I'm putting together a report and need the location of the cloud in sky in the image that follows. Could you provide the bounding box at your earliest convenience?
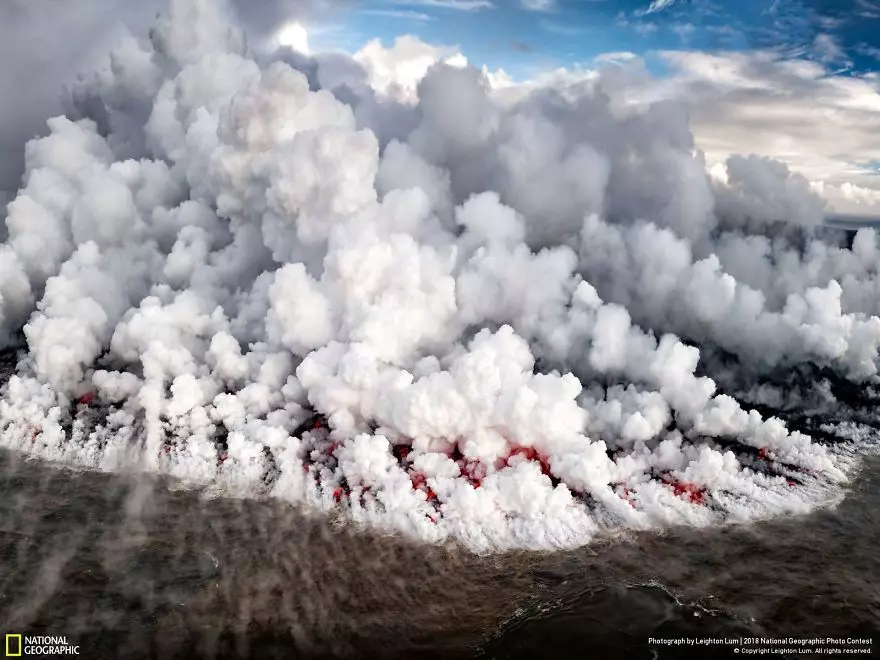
[856,0,880,19]
[813,32,851,65]
[637,0,679,16]
[387,0,494,11]
[655,49,880,197]
[520,0,555,11]
[353,34,468,101]
[362,9,435,22]
[509,40,536,52]
[540,19,592,36]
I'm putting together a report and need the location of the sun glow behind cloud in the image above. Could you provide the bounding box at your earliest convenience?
[275,21,311,54]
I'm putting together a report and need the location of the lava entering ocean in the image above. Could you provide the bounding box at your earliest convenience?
[0,0,878,552]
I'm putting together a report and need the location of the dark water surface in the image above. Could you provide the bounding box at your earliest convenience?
[0,449,877,659]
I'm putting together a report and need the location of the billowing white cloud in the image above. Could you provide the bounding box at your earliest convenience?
[0,0,164,198]
[0,0,345,204]
[0,0,877,555]
[354,35,467,102]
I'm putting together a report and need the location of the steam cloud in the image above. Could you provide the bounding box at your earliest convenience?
[1,0,877,552]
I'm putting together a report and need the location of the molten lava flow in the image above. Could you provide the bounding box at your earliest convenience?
[661,473,706,506]
[77,392,96,406]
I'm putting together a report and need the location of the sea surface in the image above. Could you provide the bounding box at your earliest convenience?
[0,446,877,659]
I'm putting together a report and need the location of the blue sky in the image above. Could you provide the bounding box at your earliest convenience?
[309,0,880,80]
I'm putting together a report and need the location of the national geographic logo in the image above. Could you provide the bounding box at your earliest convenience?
[4,635,79,656]
[4,635,20,657]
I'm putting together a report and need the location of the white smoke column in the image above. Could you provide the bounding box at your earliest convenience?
[0,0,873,553]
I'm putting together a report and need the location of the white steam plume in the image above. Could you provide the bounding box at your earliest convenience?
[0,0,876,552]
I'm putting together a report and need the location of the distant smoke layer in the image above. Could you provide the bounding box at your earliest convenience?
[1,0,878,552]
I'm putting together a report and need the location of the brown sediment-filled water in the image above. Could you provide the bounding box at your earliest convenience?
[1,447,877,659]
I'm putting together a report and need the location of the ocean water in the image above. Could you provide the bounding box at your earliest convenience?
[1,447,877,659]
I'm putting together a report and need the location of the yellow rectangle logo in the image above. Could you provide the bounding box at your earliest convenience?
[5,634,22,657]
